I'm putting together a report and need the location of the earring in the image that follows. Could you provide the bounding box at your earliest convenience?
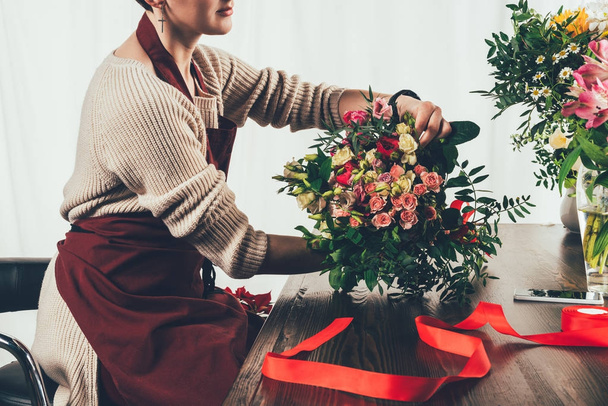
[158,4,167,33]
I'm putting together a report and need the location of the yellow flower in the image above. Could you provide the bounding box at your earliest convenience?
[395,176,412,194]
[331,146,355,167]
[552,8,589,36]
[395,122,411,135]
[398,133,418,154]
[365,148,377,164]
[548,128,570,150]
[296,191,316,210]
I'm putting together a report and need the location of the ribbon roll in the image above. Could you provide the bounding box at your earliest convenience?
[562,306,608,332]
[261,302,608,402]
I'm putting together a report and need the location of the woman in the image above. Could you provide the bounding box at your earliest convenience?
[31,0,451,405]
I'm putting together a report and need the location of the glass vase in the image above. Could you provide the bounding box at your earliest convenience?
[577,166,608,295]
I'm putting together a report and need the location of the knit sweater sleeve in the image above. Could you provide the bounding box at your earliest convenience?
[95,66,266,279]
[198,45,345,131]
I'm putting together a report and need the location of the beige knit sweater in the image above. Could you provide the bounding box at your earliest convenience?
[32,44,344,405]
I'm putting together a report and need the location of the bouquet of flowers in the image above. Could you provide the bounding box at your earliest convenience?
[274,89,533,304]
[476,0,608,190]
[559,38,608,287]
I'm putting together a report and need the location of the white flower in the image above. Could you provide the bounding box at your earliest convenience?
[532,71,546,82]
[559,67,574,81]
[567,43,580,54]
[552,49,569,62]
[536,55,546,64]
[540,86,551,97]
[586,2,608,37]
[530,88,541,100]
[365,148,377,164]
[331,146,355,167]
[398,133,418,155]
[548,128,571,150]
[395,123,411,135]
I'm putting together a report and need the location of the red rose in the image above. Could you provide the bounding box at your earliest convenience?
[343,110,369,126]
[376,136,400,159]
[335,161,356,186]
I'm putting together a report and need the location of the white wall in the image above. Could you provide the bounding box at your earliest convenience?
[0,0,582,367]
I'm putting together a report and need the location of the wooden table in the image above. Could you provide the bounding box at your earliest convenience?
[224,224,608,405]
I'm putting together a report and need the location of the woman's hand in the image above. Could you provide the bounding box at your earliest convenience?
[395,95,451,147]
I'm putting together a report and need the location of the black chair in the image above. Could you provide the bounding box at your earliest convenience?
[0,258,57,406]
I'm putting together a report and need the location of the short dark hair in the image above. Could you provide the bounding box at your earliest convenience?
[135,0,153,12]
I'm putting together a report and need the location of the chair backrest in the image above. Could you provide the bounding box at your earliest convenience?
[0,258,51,313]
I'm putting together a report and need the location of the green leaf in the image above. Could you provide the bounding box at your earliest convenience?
[364,269,378,291]
[442,145,458,172]
[445,176,470,188]
[592,171,608,190]
[468,165,485,177]
[328,267,342,290]
[295,225,314,238]
[473,174,490,184]
[507,210,517,223]
[310,178,323,192]
[593,221,608,258]
[477,197,495,205]
[558,146,582,194]
[319,157,333,181]
[444,121,480,145]
[577,136,608,166]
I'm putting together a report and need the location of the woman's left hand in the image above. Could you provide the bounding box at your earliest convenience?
[395,95,451,147]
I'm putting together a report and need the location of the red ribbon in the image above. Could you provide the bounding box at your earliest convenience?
[261,302,608,402]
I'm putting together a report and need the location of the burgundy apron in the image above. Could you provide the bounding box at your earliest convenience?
[55,13,246,406]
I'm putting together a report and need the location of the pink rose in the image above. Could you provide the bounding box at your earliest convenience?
[365,182,378,195]
[414,165,428,176]
[372,97,392,119]
[402,193,418,211]
[378,172,393,183]
[349,217,362,228]
[369,195,387,213]
[353,182,366,203]
[389,164,405,180]
[371,212,392,228]
[343,110,369,126]
[391,195,404,210]
[399,210,419,230]
[328,203,350,218]
[424,206,437,221]
[372,158,386,170]
[413,184,427,196]
[420,171,444,193]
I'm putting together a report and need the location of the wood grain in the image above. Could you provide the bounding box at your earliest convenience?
[224,224,608,405]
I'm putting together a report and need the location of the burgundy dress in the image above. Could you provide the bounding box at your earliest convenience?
[54,14,248,406]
